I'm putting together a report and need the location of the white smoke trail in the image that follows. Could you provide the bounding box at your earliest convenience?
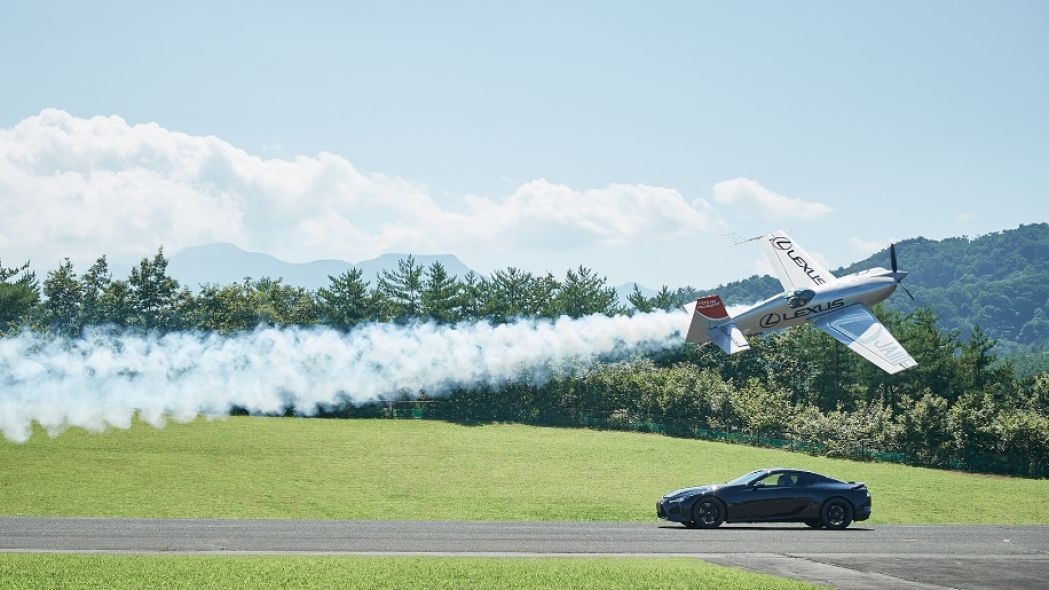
[0,311,687,443]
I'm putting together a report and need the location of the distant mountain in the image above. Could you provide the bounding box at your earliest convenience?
[615,282,657,307]
[169,243,474,291]
[686,223,1049,347]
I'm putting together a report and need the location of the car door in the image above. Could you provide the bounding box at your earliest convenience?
[733,472,794,520]
[775,471,813,517]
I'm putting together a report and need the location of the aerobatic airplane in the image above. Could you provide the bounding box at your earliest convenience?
[684,231,917,374]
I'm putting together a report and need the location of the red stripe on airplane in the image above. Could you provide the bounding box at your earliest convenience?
[695,295,729,320]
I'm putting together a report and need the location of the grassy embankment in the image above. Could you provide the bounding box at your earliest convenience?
[0,555,818,590]
[1,416,1047,523]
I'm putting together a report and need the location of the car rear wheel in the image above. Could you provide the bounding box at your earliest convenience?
[804,520,822,529]
[691,498,724,529]
[821,498,853,530]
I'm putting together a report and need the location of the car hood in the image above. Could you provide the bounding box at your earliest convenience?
[662,485,716,499]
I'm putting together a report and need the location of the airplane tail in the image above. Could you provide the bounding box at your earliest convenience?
[684,294,751,354]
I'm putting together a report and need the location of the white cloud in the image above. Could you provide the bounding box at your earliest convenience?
[957,212,975,223]
[463,180,718,248]
[849,236,894,257]
[809,250,833,271]
[751,256,775,277]
[711,177,832,219]
[0,110,719,269]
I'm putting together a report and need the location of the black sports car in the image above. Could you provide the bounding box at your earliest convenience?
[657,467,871,529]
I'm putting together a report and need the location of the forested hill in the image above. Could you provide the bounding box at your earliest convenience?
[686,223,1049,347]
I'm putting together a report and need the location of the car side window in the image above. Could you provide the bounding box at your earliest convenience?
[754,472,797,487]
[794,473,814,486]
[751,474,773,487]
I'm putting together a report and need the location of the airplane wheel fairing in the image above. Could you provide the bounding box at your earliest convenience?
[821,498,853,530]
[691,498,724,529]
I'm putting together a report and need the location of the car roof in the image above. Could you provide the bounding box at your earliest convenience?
[762,468,832,478]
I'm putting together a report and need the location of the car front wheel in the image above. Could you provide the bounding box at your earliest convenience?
[691,498,725,529]
[821,498,854,530]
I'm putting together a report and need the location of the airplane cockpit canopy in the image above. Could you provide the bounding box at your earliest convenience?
[786,289,815,309]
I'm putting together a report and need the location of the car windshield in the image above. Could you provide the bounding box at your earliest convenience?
[725,470,767,486]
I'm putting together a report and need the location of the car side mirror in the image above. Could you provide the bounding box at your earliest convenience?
[750,481,764,488]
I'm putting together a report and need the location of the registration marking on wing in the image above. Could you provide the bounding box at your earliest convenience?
[814,305,917,374]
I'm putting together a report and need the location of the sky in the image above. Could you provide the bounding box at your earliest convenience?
[1,1,1047,288]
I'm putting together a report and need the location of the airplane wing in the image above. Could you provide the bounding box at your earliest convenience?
[761,230,836,290]
[812,305,917,374]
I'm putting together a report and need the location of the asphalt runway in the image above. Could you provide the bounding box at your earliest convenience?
[1,519,1047,590]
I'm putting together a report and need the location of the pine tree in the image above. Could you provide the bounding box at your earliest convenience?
[456,271,487,320]
[128,247,179,330]
[421,261,461,323]
[318,268,374,329]
[528,273,561,317]
[80,256,112,327]
[554,266,620,318]
[0,260,39,335]
[101,280,133,328]
[628,285,653,313]
[43,258,82,336]
[486,267,535,322]
[376,256,424,322]
[651,285,677,311]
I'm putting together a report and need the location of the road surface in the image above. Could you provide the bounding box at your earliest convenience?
[1,518,1047,589]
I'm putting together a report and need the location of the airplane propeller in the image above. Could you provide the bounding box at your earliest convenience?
[890,243,915,301]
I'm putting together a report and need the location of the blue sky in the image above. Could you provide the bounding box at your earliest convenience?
[1,1,1047,288]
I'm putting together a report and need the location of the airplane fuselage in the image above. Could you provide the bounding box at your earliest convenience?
[733,267,903,336]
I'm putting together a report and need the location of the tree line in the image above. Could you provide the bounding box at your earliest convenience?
[2,248,1047,476]
[0,249,634,336]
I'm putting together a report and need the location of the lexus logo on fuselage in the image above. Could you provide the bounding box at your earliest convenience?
[771,237,792,250]
[760,313,781,328]
[759,299,846,330]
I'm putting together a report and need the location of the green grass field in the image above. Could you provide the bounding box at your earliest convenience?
[0,554,818,590]
[1,416,1047,523]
